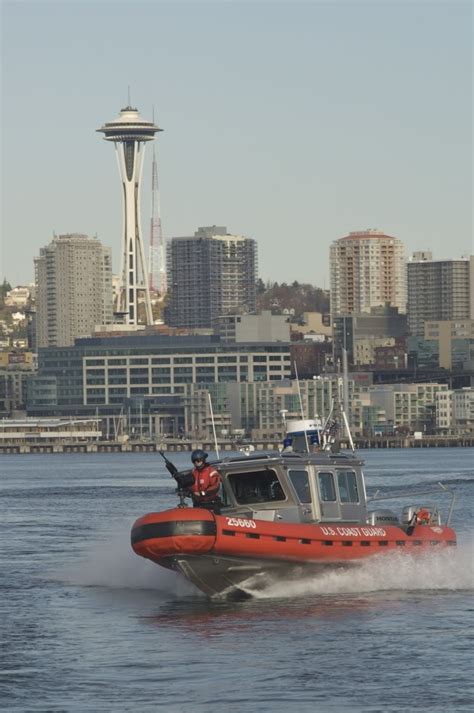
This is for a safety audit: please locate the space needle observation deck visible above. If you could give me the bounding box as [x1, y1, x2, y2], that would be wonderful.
[97, 106, 163, 326]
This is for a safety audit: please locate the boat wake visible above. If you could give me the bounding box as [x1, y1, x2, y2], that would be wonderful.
[245, 537, 474, 600]
[54, 521, 200, 598]
[54, 523, 473, 602]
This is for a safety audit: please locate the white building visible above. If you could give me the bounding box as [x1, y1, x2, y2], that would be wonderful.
[453, 388, 474, 433]
[436, 387, 474, 434]
[5, 286, 31, 308]
[369, 383, 448, 431]
[435, 390, 453, 431]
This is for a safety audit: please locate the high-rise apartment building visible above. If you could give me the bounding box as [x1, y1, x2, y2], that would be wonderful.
[35, 234, 113, 347]
[407, 252, 474, 336]
[166, 226, 257, 328]
[330, 229, 406, 319]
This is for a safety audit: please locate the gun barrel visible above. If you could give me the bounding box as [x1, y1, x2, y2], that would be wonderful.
[159, 450, 179, 477]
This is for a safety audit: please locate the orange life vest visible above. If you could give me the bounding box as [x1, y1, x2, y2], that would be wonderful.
[416, 508, 431, 524]
[190, 464, 221, 502]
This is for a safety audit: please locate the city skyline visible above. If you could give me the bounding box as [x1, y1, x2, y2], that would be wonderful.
[1, 1, 472, 288]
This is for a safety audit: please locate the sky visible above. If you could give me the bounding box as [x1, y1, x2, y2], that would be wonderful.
[1, 0, 472, 289]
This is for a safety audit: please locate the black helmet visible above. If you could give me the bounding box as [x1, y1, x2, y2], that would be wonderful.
[191, 449, 208, 463]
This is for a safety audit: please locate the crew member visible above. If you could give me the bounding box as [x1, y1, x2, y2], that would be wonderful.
[188, 449, 222, 512]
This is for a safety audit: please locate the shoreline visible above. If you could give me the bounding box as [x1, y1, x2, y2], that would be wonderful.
[1, 435, 473, 454]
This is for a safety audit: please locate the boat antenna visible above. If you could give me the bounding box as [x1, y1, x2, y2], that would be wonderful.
[338, 353, 355, 453]
[208, 392, 220, 459]
[294, 361, 310, 453]
[321, 398, 334, 450]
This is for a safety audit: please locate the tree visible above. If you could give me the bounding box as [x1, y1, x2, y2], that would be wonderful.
[0, 279, 12, 305]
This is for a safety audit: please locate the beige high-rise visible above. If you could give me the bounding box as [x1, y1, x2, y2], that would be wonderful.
[330, 229, 406, 318]
[35, 234, 113, 347]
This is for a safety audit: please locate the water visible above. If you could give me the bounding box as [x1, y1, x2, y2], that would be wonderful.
[1, 449, 473, 712]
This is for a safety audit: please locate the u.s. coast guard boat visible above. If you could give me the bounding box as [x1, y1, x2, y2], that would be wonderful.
[131, 416, 457, 599]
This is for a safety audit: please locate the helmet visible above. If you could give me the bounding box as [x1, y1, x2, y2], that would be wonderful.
[191, 449, 208, 464]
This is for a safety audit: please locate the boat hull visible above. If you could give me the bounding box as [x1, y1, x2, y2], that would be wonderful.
[131, 507, 457, 598]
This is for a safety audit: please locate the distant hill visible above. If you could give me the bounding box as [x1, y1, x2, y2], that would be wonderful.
[256, 280, 329, 317]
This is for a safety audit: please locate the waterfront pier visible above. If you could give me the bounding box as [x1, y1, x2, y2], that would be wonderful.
[0, 435, 473, 454]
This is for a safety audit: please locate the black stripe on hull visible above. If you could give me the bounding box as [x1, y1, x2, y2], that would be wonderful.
[131, 520, 216, 545]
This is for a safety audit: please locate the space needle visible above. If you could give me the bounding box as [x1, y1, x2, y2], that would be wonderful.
[97, 104, 162, 326]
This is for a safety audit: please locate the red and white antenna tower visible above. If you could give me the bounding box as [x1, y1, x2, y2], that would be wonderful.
[148, 140, 167, 294]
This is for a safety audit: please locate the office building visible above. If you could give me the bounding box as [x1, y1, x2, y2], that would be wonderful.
[332, 306, 407, 366]
[166, 226, 257, 328]
[26, 333, 291, 436]
[214, 311, 290, 343]
[407, 253, 474, 336]
[34, 234, 113, 347]
[424, 319, 473, 370]
[330, 229, 406, 319]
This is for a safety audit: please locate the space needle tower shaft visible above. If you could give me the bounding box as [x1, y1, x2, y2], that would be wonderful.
[97, 105, 162, 326]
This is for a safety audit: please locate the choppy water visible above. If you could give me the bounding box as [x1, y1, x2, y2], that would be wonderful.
[1, 448, 473, 712]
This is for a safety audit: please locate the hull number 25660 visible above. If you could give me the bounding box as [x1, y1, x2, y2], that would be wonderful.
[226, 517, 257, 529]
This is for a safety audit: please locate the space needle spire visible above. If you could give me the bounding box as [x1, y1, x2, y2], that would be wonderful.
[97, 104, 162, 326]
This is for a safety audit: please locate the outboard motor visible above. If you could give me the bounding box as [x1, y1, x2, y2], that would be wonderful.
[367, 509, 399, 526]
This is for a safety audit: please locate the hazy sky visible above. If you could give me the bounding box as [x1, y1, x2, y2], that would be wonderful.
[1, 0, 472, 289]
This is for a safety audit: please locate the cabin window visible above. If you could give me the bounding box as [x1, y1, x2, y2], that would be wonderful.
[228, 469, 285, 505]
[289, 470, 311, 503]
[318, 472, 336, 502]
[337, 470, 359, 503]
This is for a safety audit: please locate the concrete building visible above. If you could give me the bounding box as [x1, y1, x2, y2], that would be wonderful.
[26, 334, 291, 436]
[166, 226, 257, 328]
[453, 388, 474, 433]
[424, 320, 474, 370]
[407, 253, 473, 336]
[0, 371, 32, 417]
[435, 390, 453, 431]
[332, 306, 407, 367]
[436, 387, 474, 434]
[184, 374, 373, 440]
[34, 234, 113, 347]
[214, 311, 290, 343]
[369, 383, 448, 433]
[296, 312, 332, 339]
[330, 229, 406, 320]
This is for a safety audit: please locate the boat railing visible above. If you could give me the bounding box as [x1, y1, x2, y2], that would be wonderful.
[213, 450, 359, 467]
[368, 482, 456, 526]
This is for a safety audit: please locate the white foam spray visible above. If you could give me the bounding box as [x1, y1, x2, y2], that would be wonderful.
[249, 537, 474, 600]
[52, 522, 474, 603]
[54, 520, 200, 598]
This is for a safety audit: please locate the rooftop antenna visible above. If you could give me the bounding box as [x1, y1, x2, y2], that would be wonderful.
[127, 85, 131, 106]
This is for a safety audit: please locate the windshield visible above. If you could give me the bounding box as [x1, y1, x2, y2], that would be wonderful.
[228, 469, 286, 504]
